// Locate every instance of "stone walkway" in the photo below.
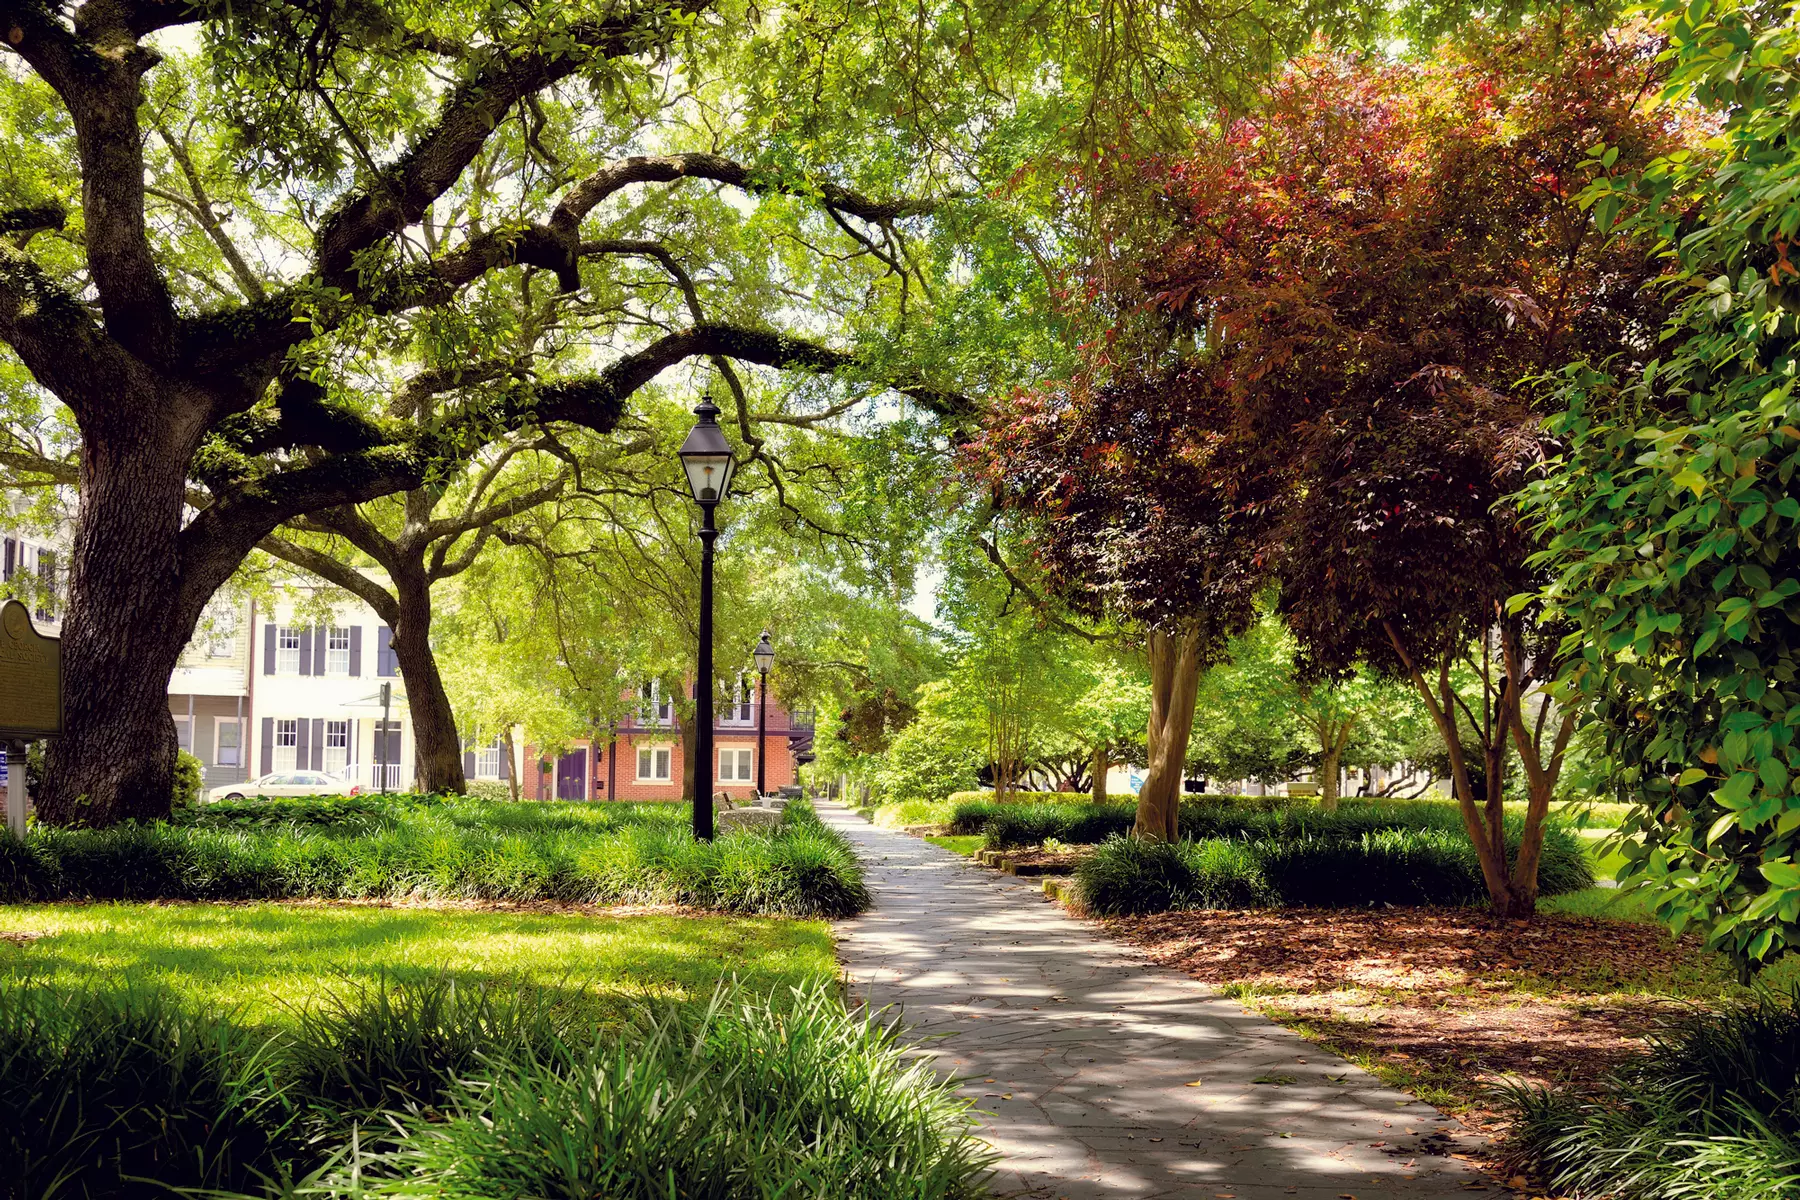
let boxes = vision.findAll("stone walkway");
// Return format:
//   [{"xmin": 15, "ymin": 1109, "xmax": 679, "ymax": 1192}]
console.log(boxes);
[{"xmin": 821, "ymin": 802, "xmax": 1508, "ymax": 1200}]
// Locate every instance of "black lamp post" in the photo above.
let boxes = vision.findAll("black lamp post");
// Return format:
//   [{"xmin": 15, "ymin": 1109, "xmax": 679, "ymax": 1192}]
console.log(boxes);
[
  {"xmin": 678, "ymin": 399, "xmax": 737, "ymax": 841},
  {"xmin": 752, "ymin": 630, "xmax": 774, "ymax": 795}
]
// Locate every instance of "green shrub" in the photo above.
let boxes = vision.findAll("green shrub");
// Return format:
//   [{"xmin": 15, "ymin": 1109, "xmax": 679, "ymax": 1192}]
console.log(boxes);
[
  {"xmin": 1074, "ymin": 836, "xmax": 1273, "ymax": 915},
  {"xmin": 1072, "ymin": 816, "xmax": 1593, "ymax": 915},
  {"xmin": 0, "ymin": 975, "xmax": 991, "ymax": 1200},
  {"xmin": 173, "ymin": 750, "xmax": 204, "ymax": 809},
  {"xmin": 1504, "ymin": 993, "xmax": 1800, "ymax": 1199},
  {"xmin": 464, "ymin": 780, "xmax": 512, "ymax": 801},
  {"xmin": 1, "ymin": 798, "xmax": 869, "ymax": 917}
]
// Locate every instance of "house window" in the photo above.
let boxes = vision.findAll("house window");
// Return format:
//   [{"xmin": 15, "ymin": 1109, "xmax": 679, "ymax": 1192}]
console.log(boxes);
[
  {"xmin": 640, "ymin": 681, "xmax": 671, "ymax": 725},
  {"xmin": 273, "ymin": 719, "xmax": 298, "ymax": 771},
  {"xmin": 475, "ymin": 737, "xmax": 504, "ymax": 780},
  {"xmin": 203, "ymin": 605, "xmax": 237, "ymax": 658},
  {"xmin": 34, "ymin": 549, "xmax": 55, "ymax": 620},
  {"xmin": 326, "ymin": 627, "xmax": 351, "ymax": 675},
  {"xmin": 277, "ymin": 627, "xmax": 302, "ymax": 674},
  {"xmin": 720, "ymin": 748, "xmax": 753, "ymax": 782},
  {"xmin": 216, "ymin": 720, "xmax": 242, "ymax": 767},
  {"xmin": 636, "ymin": 744, "xmax": 672, "ymax": 782},
  {"xmin": 324, "ymin": 720, "xmax": 349, "ymax": 774}
]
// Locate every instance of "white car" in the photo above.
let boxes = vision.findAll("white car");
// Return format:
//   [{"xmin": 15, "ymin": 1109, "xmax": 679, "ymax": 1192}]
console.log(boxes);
[{"xmin": 207, "ymin": 771, "xmax": 361, "ymax": 802}]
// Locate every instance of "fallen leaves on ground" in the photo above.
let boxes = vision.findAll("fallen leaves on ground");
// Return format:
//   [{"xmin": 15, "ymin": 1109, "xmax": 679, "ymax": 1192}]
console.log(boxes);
[{"xmin": 1099, "ymin": 907, "xmax": 1728, "ymax": 1120}]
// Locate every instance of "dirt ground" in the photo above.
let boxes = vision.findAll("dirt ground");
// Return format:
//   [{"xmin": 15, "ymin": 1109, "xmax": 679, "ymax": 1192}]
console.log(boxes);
[{"xmin": 1097, "ymin": 906, "xmax": 1728, "ymax": 1133}]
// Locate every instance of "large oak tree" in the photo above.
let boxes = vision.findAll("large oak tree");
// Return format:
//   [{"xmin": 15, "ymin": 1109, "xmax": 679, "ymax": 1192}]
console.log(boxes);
[{"xmin": 0, "ymin": 0, "xmax": 973, "ymax": 821}]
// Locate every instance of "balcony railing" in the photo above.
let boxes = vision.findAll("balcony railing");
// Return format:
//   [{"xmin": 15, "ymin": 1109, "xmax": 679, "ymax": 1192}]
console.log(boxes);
[{"xmin": 333, "ymin": 762, "xmax": 410, "ymax": 791}]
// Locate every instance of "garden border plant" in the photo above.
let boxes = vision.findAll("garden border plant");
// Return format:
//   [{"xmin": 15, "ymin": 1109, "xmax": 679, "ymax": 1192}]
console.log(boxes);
[
  {"xmin": 0, "ymin": 796, "xmax": 869, "ymax": 918},
  {"xmin": 0, "ymin": 972, "xmax": 995, "ymax": 1200}
]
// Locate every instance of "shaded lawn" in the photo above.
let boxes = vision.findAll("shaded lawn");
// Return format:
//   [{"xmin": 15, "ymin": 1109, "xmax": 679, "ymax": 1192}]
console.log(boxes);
[
  {"xmin": 923, "ymin": 835, "xmax": 983, "ymax": 857},
  {"xmin": 0, "ymin": 901, "xmax": 836, "ymax": 1031}
]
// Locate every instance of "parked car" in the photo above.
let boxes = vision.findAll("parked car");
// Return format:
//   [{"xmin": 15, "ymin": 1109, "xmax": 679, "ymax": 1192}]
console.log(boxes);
[{"xmin": 207, "ymin": 771, "xmax": 361, "ymax": 802}]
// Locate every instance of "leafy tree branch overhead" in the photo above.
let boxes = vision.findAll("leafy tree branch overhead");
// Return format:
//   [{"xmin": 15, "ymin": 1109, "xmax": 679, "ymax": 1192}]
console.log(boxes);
[{"xmin": 0, "ymin": 0, "xmax": 980, "ymax": 823}]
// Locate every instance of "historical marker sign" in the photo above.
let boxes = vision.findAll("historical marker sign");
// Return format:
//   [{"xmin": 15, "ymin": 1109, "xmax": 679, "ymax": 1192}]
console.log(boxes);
[{"xmin": 0, "ymin": 598, "xmax": 62, "ymax": 740}]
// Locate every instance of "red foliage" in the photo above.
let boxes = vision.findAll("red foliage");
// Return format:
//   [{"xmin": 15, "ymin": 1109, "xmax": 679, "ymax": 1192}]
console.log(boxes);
[{"xmin": 974, "ymin": 21, "xmax": 1684, "ymax": 675}]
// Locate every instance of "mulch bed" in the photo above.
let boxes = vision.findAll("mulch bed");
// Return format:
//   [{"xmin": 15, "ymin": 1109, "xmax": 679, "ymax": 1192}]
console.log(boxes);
[{"xmin": 1098, "ymin": 908, "xmax": 1725, "ymax": 1124}]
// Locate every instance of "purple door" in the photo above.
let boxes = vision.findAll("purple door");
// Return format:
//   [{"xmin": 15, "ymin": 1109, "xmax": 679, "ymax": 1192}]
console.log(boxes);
[{"xmin": 556, "ymin": 750, "xmax": 587, "ymax": 801}]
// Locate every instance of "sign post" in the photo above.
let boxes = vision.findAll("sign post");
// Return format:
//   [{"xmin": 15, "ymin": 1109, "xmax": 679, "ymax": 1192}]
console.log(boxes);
[{"xmin": 0, "ymin": 599, "xmax": 62, "ymax": 837}]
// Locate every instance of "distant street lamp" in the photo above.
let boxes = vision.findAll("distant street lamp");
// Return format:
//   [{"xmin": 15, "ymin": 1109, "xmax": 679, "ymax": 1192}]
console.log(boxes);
[
  {"xmin": 678, "ymin": 398, "xmax": 737, "ymax": 841},
  {"xmin": 753, "ymin": 630, "xmax": 774, "ymax": 796}
]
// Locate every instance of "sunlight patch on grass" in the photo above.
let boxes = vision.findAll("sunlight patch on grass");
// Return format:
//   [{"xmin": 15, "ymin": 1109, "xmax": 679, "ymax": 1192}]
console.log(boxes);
[
  {"xmin": 0, "ymin": 902, "xmax": 836, "ymax": 1030},
  {"xmin": 924, "ymin": 835, "xmax": 983, "ymax": 857}
]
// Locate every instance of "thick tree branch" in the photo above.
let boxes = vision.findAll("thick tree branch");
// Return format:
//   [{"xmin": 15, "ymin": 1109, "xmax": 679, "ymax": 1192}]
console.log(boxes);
[
  {"xmin": 260, "ymin": 532, "xmax": 401, "ymax": 623},
  {"xmin": 312, "ymin": 1, "xmax": 710, "ymax": 286}
]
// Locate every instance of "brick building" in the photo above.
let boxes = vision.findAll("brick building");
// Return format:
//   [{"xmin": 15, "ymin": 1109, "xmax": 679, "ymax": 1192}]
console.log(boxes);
[{"xmin": 522, "ymin": 683, "xmax": 814, "ymax": 802}]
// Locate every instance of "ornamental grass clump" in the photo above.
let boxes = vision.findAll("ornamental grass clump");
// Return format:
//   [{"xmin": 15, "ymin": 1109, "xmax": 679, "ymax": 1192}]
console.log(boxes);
[
  {"xmin": 308, "ymin": 985, "xmax": 994, "ymax": 1200},
  {"xmin": 1504, "ymin": 993, "xmax": 1800, "ymax": 1199},
  {"xmin": 1072, "ymin": 817, "xmax": 1592, "ymax": 915},
  {"xmin": 0, "ymin": 797, "xmax": 868, "ymax": 917},
  {"xmin": 0, "ymin": 975, "xmax": 992, "ymax": 1200}
]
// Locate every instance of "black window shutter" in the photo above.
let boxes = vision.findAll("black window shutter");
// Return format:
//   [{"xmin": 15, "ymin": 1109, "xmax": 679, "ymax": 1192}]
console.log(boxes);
[
  {"xmin": 260, "ymin": 717, "xmax": 273, "ymax": 775},
  {"xmin": 263, "ymin": 625, "xmax": 276, "ymax": 675},
  {"xmin": 312, "ymin": 626, "xmax": 327, "ymax": 675},
  {"xmin": 2, "ymin": 537, "xmax": 13, "ymax": 580},
  {"xmin": 463, "ymin": 743, "xmax": 476, "ymax": 776},
  {"xmin": 311, "ymin": 718, "xmax": 324, "ymax": 771},
  {"xmin": 349, "ymin": 626, "xmax": 362, "ymax": 676},
  {"xmin": 348, "ymin": 719, "xmax": 358, "ymax": 764},
  {"xmin": 295, "ymin": 719, "xmax": 310, "ymax": 770},
  {"xmin": 297, "ymin": 627, "xmax": 313, "ymax": 676}
]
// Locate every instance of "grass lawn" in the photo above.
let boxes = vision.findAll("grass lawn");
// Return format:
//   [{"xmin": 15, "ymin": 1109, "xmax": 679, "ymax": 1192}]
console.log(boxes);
[
  {"xmin": 0, "ymin": 901, "xmax": 836, "ymax": 1030},
  {"xmin": 924, "ymin": 834, "xmax": 983, "ymax": 856}
]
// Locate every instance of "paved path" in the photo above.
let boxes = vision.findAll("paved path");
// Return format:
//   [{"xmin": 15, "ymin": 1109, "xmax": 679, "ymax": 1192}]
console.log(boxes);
[{"xmin": 822, "ymin": 802, "xmax": 1507, "ymax": 1200}]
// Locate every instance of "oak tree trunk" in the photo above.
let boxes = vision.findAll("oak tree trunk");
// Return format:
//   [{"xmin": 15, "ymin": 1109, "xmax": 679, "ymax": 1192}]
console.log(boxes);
[
  {"xmin": 389, "ymin": 567, "xmax": 467, "ymax": 796},
  {"xmin": 1135, "ymin": 624, "xmax": 1203, "ymax": 842},
  {"xmin": 38, "ymin": 422, "xmax": 201, "ymax": 825}
]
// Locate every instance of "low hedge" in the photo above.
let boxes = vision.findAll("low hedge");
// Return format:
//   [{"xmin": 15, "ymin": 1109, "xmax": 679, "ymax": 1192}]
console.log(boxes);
[
  {"xmin": 1072, "ymin": 821, "xmax": 1593, "ymax": 915},
  {"xmin": 0, "ymin": 974, "xmax": 992, "ymax": 1200},
  {"xmin": 0, "ymin": 798, "xmax": 869, "ymax": 918}
]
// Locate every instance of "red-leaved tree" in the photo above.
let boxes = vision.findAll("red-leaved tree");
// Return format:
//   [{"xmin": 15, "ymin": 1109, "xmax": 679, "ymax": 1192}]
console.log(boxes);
[
  {"xmin": 1127, "ymin": 23, "xmax": 1685, "ymax": 914},
  {"xmin": 968, "ymin": 369, "xmax": 1281, "ymax": 840},
  {"xmin": 979, "ymin": 21, "xmax": 1687, "ymax": 908}
]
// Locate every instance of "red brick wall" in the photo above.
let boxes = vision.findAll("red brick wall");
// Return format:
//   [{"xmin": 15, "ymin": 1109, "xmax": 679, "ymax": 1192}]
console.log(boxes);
[{"xmin": 520, "ymin": 723, "xmax": 798, "ymax": 802}]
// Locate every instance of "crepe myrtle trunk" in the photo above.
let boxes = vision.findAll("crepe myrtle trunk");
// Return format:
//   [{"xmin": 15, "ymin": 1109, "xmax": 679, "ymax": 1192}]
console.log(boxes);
[
  {"xmin": 1134, "ymin": 624, "xmax": 1203, "ymax": 843},
  {"xmin": 388, "ymin": 567, "xmax": 467, "ymax": 796},
  {"xmin": 1091, "ymin": 743, "xmax": 1109, "ymax": 805},
  {"xmin": 38, "ymin": 412, "xmax": 209, "ymax": 825}
]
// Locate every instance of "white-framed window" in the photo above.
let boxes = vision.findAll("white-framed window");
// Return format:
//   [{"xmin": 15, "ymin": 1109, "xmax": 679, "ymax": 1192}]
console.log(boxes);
[
  {"xmin": 475, "ymin": 737, "xmax": 504, "ymax": 780},
  {"xmin": 640, "ymin": 681, "xmax": 672, "ymax": 725},
  {"xmin": 204, "ymin": 605, "xmax": 238, "ymax": 658},
  {"xmin": 720, "ymin": 747, "xmax": 753, "ymax": 782},
  {"xmin": 636, "ymin": 744, "xmax": 672, "ymax": 782},
  {"xmin": 324, "ymin": 720, "xmax": 349, "ymax": 774},
  {"xmin": 216, "ymin": 719, "xmax": 242, "ymax": 767},
  {"xmin": 326, "ymin": 626, "xmax": 351, "ymax": 675},
  {"xmin": 274, "ymin": 719, "xmax": 298, "ymax": 771},
  {"xmin": 277, "ymin": 626, "xmax": 302, "ymax": 674}
]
